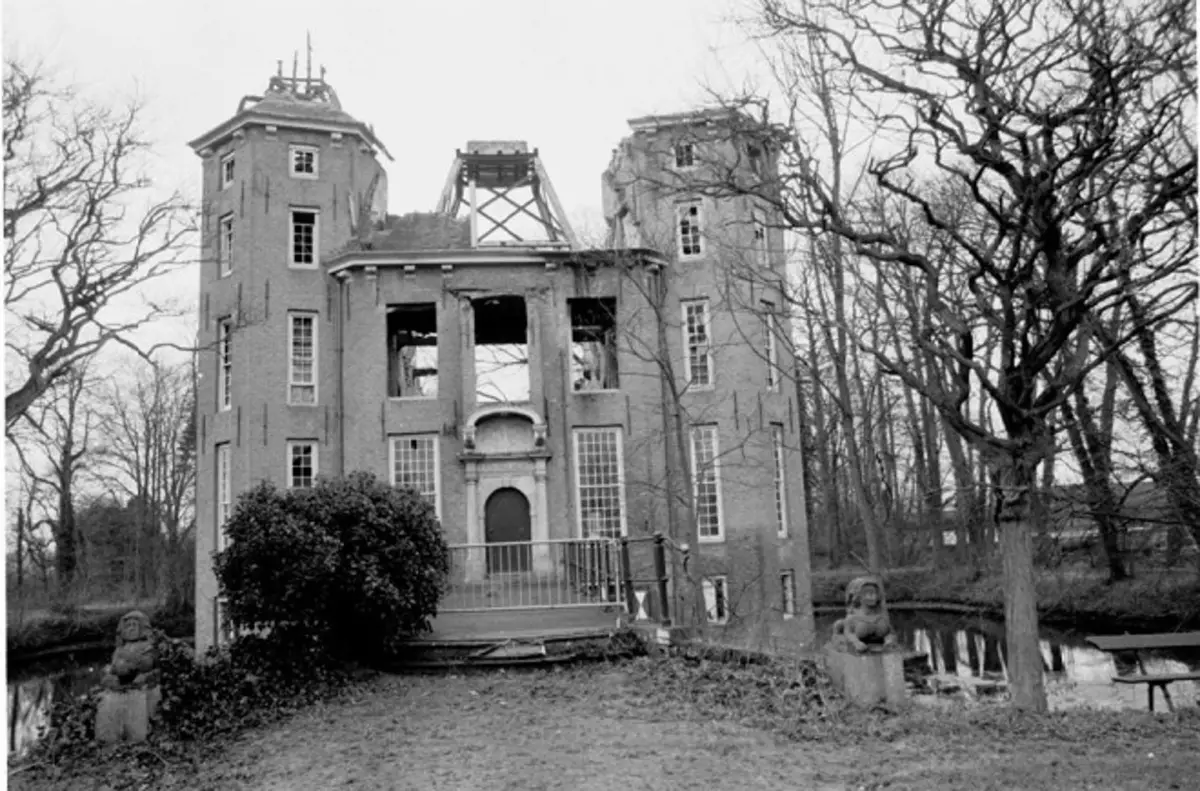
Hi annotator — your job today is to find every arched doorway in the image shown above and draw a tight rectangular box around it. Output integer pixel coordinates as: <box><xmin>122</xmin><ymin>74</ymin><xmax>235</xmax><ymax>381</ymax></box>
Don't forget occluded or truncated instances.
<box><xmin>485</xmin><ymin>487</ymin><xmax>531</xmax><ymax>574</ymax></box>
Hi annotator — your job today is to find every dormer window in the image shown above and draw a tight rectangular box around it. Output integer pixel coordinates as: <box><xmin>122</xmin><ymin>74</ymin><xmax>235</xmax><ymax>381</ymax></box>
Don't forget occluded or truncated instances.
<box><xmin>220</xmin><ymin>154</ymin><xmax>235</xmax><ymax>189</ymax></box>
<box><xmin>674</xmin><ymin>141</ymin><xmax>695</xmax><ymax>169</ymax></box>
<box><xmin>290</xmin><ymin>145</ymin><xmax>319</xmax><ymax>179</ymax></box>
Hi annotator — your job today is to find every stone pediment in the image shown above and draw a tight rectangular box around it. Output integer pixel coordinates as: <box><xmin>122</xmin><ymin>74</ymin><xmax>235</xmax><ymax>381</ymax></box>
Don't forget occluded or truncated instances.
<box><xmin>462</xmin><ymin>404</ymin><xmax>547</xmax><ymax>458</ymax></box>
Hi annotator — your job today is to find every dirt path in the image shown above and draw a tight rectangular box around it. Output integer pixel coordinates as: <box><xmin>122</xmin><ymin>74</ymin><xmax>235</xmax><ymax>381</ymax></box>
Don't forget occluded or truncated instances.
<box><xmin>151</xmin><ymin>664</ymin><xmax>1198</xmax><ymax>791</ymax></box>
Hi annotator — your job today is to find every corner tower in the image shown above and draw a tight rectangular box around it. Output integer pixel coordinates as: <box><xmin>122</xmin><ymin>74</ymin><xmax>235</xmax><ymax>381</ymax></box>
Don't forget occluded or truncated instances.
<box><xmin>189</xmin><ymin>58</ymin><xmax>391</xmax><ymax>653</ymax></box>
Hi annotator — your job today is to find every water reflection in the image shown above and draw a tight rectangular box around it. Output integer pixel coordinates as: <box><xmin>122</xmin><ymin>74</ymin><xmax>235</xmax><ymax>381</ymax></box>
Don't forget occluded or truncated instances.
<box><xmin>7</xmin><ymin>657</ymin><xmax>105</xmax><ymax>759</ymax></box>
<box><xmin>816</xmin><ymin>610</ymin><xmax>1200</xmax><ymax>711</ymax></box>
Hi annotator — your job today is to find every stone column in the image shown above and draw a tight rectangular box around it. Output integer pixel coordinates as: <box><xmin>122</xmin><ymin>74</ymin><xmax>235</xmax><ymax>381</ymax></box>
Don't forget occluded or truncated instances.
<box><xmin>460</xmin><ymin>297</ymin><xmax>476</xmax><ymax>416</ymax></box>
<box><xmin>533</xmin><ymin>458</ymin><xmax>553</xmax><ymax>576</ymax></box>
<box><xmin>464</xmin><ymin>460</ymin><xmax>483</xmax><ymax>583</ymax></box>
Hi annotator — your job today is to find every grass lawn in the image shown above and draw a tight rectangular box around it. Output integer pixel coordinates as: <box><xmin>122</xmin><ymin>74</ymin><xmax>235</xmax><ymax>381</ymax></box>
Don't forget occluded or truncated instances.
<box><xmin>15</xmin><ymin>656</ymin><xmax>1198</xmax><ymax>791</ymax></box>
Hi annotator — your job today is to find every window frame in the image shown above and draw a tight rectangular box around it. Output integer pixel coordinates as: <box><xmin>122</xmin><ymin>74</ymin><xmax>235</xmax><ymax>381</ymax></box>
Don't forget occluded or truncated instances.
<box><xmin>217</xmin><ymin>317</ymin><xmax>232</xmax><ymax>411</ymax></box>
<box><xmin>215</xmin><ymin>442</ymin><xmax>231</xmax><ymax>551</ymax></box>
<box><xmin>690</xmin><ymin>424</ymin><xmax>725</xmax><ymax>542</ymax></box>
<box><xmin>289</xmin><ymin>208</ymin><xmax>320</xmax><ymax>269</ymax></box>
<box><xmin>289</xmin><ymin>144</ymin><xmax>319</xmax><ymax>180</ymax></box>
<box><xmin>218</xmin><ymin>213</ymin><xmax>234</xmax><ymax>277</ymax></box>
<box><xmin>674</xmin><ymin>141</ymin><xmax>696</xmax><ymax>169</ymax></box>
<box><xmin>286</xmin><ymin>440</ymin><xmax>318</xmax><ymax>489</ymax></box>
<box><xmin>781</xmin><ymin>570</ymin><xmax>796</xmax><ymax>619</ymax></box>
<box><xmin>682</xmin><ymin>298</ymin><xmax>713</xmax><ymax>390</ymax></box>
<box><xmin>387</xmin><ymin>303</ymin><xmax>440</xmax><ymax>399</ymax></box>
<box><xmin>389</xmin><ymin>433</ymin><xmax>441</xmax><ymax>522</ymax></box>
<box><xmin>220</xmin><ymin>153</ymin><xmax>235</xmax><ymax>190</ymax></box>
<box><xmin>676</xmin><ymin>201</ymin><xmax>704</xmax><ymax>259</ymax></box>
<box><xmin>287</xmin><ymin>311</ymin><xmax>318</xmax><ymax>406</ymax></box>
<box><xmin>752</xmin><ymin>209</ymin><xmax>769</xmax><ymax>267</ymax></box>
<box><xmin>772</xmin><ymin>423</ymin><xmax>789</xmax><ymax>538</ymax></box>
<box><xmin>702</xmin><ymin>576</ymin><xmax>728</xmax><ymax>624</ymax></box>
<box><xmin>572</xmin><ymin>426</ymin><xmax>628</xmax><ymax>539</ymax></box>
<box><xmin>763</xmin><ymin>300</ymin><xmax>779</xmax><ymax>391</ymax></box>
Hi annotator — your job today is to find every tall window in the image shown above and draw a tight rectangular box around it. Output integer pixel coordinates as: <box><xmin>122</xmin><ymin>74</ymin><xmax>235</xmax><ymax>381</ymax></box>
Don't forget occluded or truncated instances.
<box><xmin>390</xmin><ymin>435</ymin><xmax>440</xmax><ymax>519</ymax></box>
<box><xmin>569</xmin><ymin>297</ymin><xmax>619</xmax><ymax>391</ymax></box>
<box><xmin>220</xmin><ymin>154</ymin><xmax>235</xmax><ymax>189</ymax></box>
<box><xmin>763</xmin><ymin>301</ymin><xmax>779</xmax><ymax>391</ymax></box>
<box><xmin>772</xmin><ymin>424</ymin><xmax>789</xmax><ymax>537</ymax></box>
<box><xmin>288</xmin><ymin>313</ymin><xmax>317</xmax><ymax>405</ymax></box>
<box><xmin>674</xmin><ymin>141</ymin><xmax>695</xmax><ymax>169</ymax></box>
<box><xmin>290</xmin><ymin>145</ymin><xmax>318</xmax><ymax>179</ymax></box>
<box><xmin>682</xmin><ymin>298</ymin><xmax>712</xmax><ymax>388</ymax></box>
<box><xmin>217</xmin><ymin>317</ymin><xmax>232</xmax><ymax>411</ymax></box>
<box><xmin>574</xmin><ymin>428</ymin><xmax>626</xmax><ymax>538</ymax></box>
<box><xmin>703</xmin><ymin>576</ymin><xmax>728</xmax><ymax>624</ymax></box>
<box><xmin>287</xmin><ymin>441</ymin><xmax>317</xmax><ymax>488</ymax></box>
<box><xmin>290</xmin><ymin>209</ymin><xmax>318</xmax><ymax>268</ymax></box>
<box><xmin>218</xmin><ymin>214</ymin><xmax>234</xmax><ymax>276</ymax></box>
<box><xmin>677</xmin><ymin>202</ymin><xmax>703</xmax><ymax>257</ymax></box>
<box><xmin>216</xmin><ymin>443</ymin><xmax>231</xmax><ymax>551</ymax></box>
<box><xmin>781</xmin><ymin>570</ymin><xmax>796</xmax><ymax>619</ymax></box>
<box><xmin>691</xmin><ymin>425</ymin><xmax>723</xmax><ymax>541</ymax></box>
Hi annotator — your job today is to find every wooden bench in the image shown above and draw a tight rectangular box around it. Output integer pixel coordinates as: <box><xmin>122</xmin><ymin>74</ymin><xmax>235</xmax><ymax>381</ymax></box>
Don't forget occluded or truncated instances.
<box><xmin>1085</xmin><ymin>632</ymin><xmax>1200</xmax><ymax>712</ymax></box>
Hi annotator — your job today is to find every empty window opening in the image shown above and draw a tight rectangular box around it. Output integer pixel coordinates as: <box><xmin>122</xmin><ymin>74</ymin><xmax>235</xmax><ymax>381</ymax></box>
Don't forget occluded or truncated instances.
<box><xmin>703</xmin><ymin>576</ymin><xmax>728</xmax><ymax>624</ymax></box>
<box><xmin>474</xmin><ymin>295</ymin><xmax>529</xmax><ymax>404</ymax></box>
<box><xmin>569</xmin><ymin>297</ymin><xmax>618</xmax><ymax>391</ymax></box>
<box><xmin>387</xmin><ymin>303</ymin><xmax>438</xmax><ymax>398</ymax></box>
<box><xmin>748</xmin><ymin>144</ymin><xmax>763</xmax><ymax>176</ymax></box>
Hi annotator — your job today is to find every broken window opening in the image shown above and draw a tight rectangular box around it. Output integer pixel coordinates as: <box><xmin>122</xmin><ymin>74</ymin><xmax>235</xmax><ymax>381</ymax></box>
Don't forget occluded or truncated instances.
<box><xmin>569</xmin><ymin>297</ymin><xmax>618</xmax><ymax>391</ymax></box>
<box><xmin>474</xmin><ymin>295</ymin><xmax>529</xmax><ymax>404</ymax></box>
<box><xmin>387</xmin><ymin>303</ymin><xmax>439</xmax><ymax>398</ymax></box>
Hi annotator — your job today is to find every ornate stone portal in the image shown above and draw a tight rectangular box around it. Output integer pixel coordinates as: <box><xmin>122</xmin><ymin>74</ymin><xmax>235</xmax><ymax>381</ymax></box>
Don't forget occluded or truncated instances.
<box><xmin>461</xmin><ymin>405</ymin><xmax>552</xmax><ymax>582</ymax></box>
<box><xmin>95</xmin><ymin>611</ymin><xmax>162</xmax><ymax>743</ymax></box>
<box><xmin>824</xmin><ymin>576</ymin><xmax>906</xmax><ymax>706</ymax></box>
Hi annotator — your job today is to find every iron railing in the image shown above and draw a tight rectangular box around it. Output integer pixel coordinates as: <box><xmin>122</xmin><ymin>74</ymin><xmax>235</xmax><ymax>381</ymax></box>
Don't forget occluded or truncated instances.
<box><xmin>441</xmin><ymin>538</ymin><xmax>625</xmax><ymax>612</ymax></box>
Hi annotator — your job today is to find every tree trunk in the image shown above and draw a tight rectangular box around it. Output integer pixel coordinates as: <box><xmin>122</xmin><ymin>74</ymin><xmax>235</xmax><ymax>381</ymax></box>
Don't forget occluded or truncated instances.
<box><xmin>996</xmin><ymin>454</ymin><xmax>1048</xmax><ymax>712</ymax></box>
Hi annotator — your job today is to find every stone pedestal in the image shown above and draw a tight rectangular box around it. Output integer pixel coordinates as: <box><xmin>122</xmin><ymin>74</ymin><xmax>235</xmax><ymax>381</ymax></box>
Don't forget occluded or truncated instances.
<box><xmin>823</xmin><ymin>644</ymin><xmax>906</xmax><ymax>706</ymax></box>
<box><xmin>95</xmin><ymin>686</ymin><xmax>160</xmax><ymax>744</ymax></box>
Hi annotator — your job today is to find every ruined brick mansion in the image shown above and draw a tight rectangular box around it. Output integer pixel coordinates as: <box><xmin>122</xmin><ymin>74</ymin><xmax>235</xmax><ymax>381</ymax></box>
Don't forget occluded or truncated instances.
<box><xmin>189</xmin><ymin>63</ymin><xmax>814</xmax><ymax>653</ymax></box>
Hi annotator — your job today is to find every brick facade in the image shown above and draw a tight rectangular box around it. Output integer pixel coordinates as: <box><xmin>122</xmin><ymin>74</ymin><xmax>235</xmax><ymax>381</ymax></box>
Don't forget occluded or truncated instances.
<box><xmin>191</xmin><ymin>80</ymin><xmax>814</xmax><ymax>654</ymax></box>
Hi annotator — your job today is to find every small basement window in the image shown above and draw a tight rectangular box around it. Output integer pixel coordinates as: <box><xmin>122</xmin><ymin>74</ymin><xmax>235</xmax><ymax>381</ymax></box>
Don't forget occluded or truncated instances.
<box><xmin>474</xmin><ymin>295</ymin><xmax>529</xmax><ymax>404</ymax></box>
<box><xmin>387</xmin><ymin>303</ymin><xmax>438</xmax><ymax>398</ymax></box>
<box><xmin>569</xmin><ymin>297</ymin><xmax>618</xmax><ymax>391</ymax></box>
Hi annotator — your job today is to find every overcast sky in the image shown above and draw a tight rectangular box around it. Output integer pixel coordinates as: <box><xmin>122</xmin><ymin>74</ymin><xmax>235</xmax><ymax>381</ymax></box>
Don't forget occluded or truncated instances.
<box><xmin>4</xmin><ymin>0</ymin><xmax>766</xmax><ymax>241</ymax></box>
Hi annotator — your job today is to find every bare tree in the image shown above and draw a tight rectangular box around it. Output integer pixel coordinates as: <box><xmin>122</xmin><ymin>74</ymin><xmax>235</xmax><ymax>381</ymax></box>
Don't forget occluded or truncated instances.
<box><xmin>94</xmin><ymin>357</ymin><xmax>197</xmax><ymax>612</ymax></box>
<box><xmin>4</xmin><ymin>57</ymin><xmax>196</xmax><ymax>427</ymax></box>
<box><xmin>10</xmin><ymin>366</ymin><xmax>97</xmax><ymax>594</ymax></box>
<box><xmin>674</xmin><ymin>0</ymin><xmax>1197</xmax><ymax>710</ymax></box>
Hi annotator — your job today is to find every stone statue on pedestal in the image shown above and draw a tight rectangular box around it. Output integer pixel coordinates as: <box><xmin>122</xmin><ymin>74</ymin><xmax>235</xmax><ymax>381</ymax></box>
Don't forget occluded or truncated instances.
<box><xmin>95</xmin><ymin>610</ymin><xmax>162</xmax><ymax>743</ymax></box>
<box><xmin>830</xmin><ymin>575</ymin><xmax>897</xmax><ymax>654</ymax></box>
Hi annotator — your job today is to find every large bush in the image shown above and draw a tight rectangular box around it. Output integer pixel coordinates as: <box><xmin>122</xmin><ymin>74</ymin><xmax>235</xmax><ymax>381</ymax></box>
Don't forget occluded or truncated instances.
<box><xmin>215</xmin><ymin>471</ymin><xmax>450</xmax><ymax>660</ymax></box>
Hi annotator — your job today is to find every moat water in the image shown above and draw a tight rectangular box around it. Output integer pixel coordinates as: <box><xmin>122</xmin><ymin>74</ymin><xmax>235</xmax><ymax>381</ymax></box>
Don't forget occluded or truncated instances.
<box><xmin>8</xmin><ymin>610</ymin><xmax>1199</xmax><ymax>758</ymax></box>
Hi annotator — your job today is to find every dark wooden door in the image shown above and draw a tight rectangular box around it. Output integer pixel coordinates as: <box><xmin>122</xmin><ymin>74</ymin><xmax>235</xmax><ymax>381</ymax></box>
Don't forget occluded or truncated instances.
<box><xmin>485</xmin><ymin>487</ymin><xmax>531</xmax><ymax>573</ymax></box>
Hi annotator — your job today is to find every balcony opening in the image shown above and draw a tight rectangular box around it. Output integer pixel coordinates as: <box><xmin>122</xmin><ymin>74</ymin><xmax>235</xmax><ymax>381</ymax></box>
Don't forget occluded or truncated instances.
<box><xmin>387</xmin><ymin>303</ymin><xmax>438</xmax><ymax>397</ymax></box>
<box><xmin>569</xmin><ymin>297</ymin><xmax>618</xmax><ymax>391</ymax></box>
<box><xmin>474</xmin><ymin>295</ymin><xmax>529</xmax><ymax>404</ymax></box>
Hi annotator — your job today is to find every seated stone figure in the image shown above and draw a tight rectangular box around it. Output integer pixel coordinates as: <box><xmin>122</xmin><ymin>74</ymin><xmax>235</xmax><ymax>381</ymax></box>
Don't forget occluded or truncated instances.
<box><xmin>100</xmin><ymin>610</ymin><xmax>160</xmax><ymax>690</ymax></box>
<box><xmin>830</xmin><ymin>575</ymin><xmax>897</xmax><ymax>653</ymax></box>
